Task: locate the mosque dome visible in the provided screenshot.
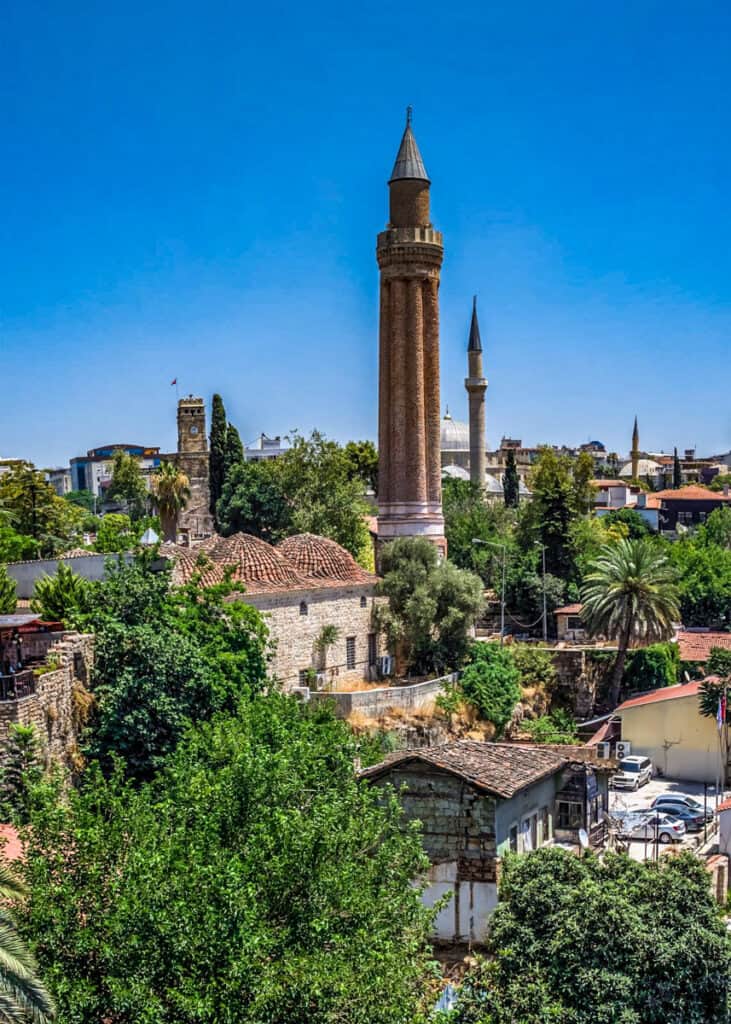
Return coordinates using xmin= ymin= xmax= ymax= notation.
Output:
xmin=619 ymin=459 xmax=662 ymax=478
xmin=277 ymin=534 xmax=373 ymax=583
xmin=440 ymin=409 xmax=483 ymax=452
xmin=484 ymin=474 xmax=503 ymax=494
xmin=442 ymin=464 xmax=470 ymax=481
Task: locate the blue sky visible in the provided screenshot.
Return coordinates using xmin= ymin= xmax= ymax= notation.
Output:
xmin=2 ymin=0 xmax=730 ymax=467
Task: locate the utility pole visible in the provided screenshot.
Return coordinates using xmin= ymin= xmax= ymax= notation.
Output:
xmin=472 ymin=538 xmax=507 ymax=645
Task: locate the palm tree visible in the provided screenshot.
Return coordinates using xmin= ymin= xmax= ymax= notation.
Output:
xmin=580 ymin=537 xmax=679 ymax=707
xmin=0 ymin=861 xmax=54 ymax=1023
xmin=151 ymin=462 xmax=191 ymax=542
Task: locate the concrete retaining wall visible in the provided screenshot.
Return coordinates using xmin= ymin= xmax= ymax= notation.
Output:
xmin=308 ymin=673 xmax=457 ymax=719
xmin=7 ymin=554 xmax=131 ymax=599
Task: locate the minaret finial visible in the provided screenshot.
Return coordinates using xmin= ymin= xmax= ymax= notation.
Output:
xmin=472 ymin=294 xmax=477 ymax=312
xmin=406 ymin=105 xmax=413 ymax=127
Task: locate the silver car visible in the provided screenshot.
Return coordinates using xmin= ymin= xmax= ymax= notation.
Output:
xmin=620 ymin=812 xmax=686 ymax=844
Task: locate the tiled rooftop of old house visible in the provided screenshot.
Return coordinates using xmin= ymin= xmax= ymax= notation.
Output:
xmin=676 ymin=629 xmax=731 ymax=662
xmin=168 ymin=531 xmax=376 ymax=595
xmin=360 ymin=741 xmax=568 ymax=799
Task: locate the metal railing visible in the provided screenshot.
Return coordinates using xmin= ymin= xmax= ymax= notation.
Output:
xmin=0 ymin=670 xmax=36 ymax=701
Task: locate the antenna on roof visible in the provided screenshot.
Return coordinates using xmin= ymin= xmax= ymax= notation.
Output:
xmin=406 ymin=104 xmax=413 ymax=126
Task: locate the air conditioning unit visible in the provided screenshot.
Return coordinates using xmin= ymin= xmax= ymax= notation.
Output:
xmin=615 ymin=740 xmax=632 ymax=759
xmin=595 ymin=741 xmax=611 ymax=759
xmin=315 ymin=672 xmax=326 ymax=688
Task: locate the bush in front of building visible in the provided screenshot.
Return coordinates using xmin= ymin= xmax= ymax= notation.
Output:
xmin=621 ymin=642 xmax=679 ymax=693
xmin=459 ymin=644 xmax=521 ymax=737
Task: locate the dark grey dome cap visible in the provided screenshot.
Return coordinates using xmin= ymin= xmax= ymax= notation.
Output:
xmin=389 ymin=107 xmax=430 ymax=184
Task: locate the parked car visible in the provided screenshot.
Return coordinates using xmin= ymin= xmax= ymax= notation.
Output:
xmin=649 ymin=801 xmax=706 ymax=832
xmin=612 ymin=756 xmax=653 ymax=790
xmin=620 ymin=813 xmax=686 ymax=844
xmin=650 ymin=794 xmax=714 ymax=823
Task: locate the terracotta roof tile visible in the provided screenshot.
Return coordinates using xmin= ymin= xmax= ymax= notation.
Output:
xmin=553 ymin=604 xmax=583 ymax=616
xmin=676 ymin=630 xmax=731 ymax=663
xmin=716 ymin=797 xmax=731 ymax=814
xmin=616 ymin=680 xmax=704 ymax=711
xmin=359 ymin=741 xmax=567 ymax=799
xmin=277 ymin=534 xmax=376 ymax=584
xmin=652 ymin=485 xmax=731 ymax=502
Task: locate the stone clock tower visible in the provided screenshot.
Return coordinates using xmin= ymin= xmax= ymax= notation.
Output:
xmin=170 ymin=396 xmax=213 ymax=540
xmin=376 ymin=110 xmax=446 ymax=561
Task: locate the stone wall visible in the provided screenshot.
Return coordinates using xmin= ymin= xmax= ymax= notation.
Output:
xmin=0 ymin=633 xmax=93 ymax=768
xmin=244 ymin=585 xmax=385 ymax=690
xmin=309 ymin=673 xmax=456 ymax=719
xmin=7 ymin=554 xmax=130 ymax=600
xmin=550 ymin=648 xmax=613 ymax=719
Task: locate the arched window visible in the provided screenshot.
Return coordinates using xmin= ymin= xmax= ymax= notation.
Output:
xmin=299 ymin=601 xmax=308 ymax=616
xmin=360 ymin=595 xmax=367 ymax=608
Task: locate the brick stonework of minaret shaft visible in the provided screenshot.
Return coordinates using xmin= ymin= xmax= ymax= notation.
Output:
xmin=465 ymin=299 xmax=487 ymax=487
xmin=376 ymin=116 xmax=446 ymax=564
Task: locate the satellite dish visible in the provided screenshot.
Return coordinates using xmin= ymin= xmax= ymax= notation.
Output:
xmin=578 ymin=828 xmax=589 ymax=849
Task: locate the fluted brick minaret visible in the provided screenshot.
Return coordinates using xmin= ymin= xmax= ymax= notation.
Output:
xmin=631 ymin=415 xmax=640 ymax=480
xmin=376 ymin=109 xmax=445 ymax=561
xmin=465 ymin=296 xmax=487 ymax=487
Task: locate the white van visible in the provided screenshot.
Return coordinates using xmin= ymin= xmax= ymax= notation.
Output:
xmin=612 ymin=755 xmax=653 ymax=791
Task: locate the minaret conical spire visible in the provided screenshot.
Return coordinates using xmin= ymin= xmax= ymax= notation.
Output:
xmin=389 ymin=107 xmax=430 ymax=183
xmin=468 ymin=295 xmax=482 ymax=352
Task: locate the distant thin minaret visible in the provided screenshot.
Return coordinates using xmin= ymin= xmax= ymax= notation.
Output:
xmin=465 ymin=297 xmax=487 ymax=487
xmin=631 ymin=416 xmax=640 ymax=479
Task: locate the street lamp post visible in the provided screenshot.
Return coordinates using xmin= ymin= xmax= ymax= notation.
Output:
xmin=472 ymin=538 xmax=506 ymax=645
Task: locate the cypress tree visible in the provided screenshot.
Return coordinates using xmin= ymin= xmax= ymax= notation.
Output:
xmin=209 ymin=394 xmax=228 ymax=518
xmin=503 ymin=448 xmax=520 ymax=508
xmin=224 ymin=424 xmax=245 ymax=477
xmin=673 ymin=447 xmax=682 ymax=489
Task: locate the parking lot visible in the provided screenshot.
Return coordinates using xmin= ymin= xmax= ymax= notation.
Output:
xmin=608 ymin=776 xmax=721 ymax=861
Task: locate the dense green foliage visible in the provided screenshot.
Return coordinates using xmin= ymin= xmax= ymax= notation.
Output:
xmin=375 ymin=538 xmax=484 ymax=676
xmin=208 ymin=392 xmax=228 ymax=517
xmin=0 ymin=565 xmax=17 ymax=614
xmin=581 ymin=538 xmax=679 ymax=704
xmin=63 ymin=490 xmax=96 ymax=513
xmin=0 ymin=861 xmax=55 ymax=1024
xmin=709 ymin=473 xmax=731 ymax=493
xmin=343 ymin=440 xmax=379 ymax=494
xmin=93 ymin=512 xmax=139 ymax=552
xmin=30 ymin=563 xmax=91 ymax=624
xmin=598 ymin=506 xmax=652 ymax=539
xmin=22 ymin=699 xmax=436 ymax=1024
xmin=451 ymin=848 xmax=730 ymax=1024
xmin=106 ymin=451 xmax=148 ymax=521
xmin=670 ymin=532 xmax=731 ymax=626
xmin=522 ymin=708 xmax=577 ymax=744
xmin=0 ymin=724 xmax=43 ymax=824
xmin=79 ymin=558 xmax=270 ymax=780
xmin=460 ymin=644 xmax=521 ymax=735
xmin=150 ymin=462 xmax=190 ymax=542
xmin=511 ymin=644 xmax=557 ymax=692
xmin=621 ymin=642 xmax=679 ymax=692
xmin=218 ymin=431 xmax=372 ymax=562
xmin=502 ymin=449 xmax=519 ymax=508
xmin=0 ymin=464 xmax=84 ymax=557
xmin=707 ymin=647 xmax=731 ymax=677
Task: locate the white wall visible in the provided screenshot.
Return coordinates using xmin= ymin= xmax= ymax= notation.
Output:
xmin=422 ymin=861 xmax=498 ymax=945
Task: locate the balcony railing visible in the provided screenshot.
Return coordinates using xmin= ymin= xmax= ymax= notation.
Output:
xmin=0 ymin=670 xmax=37 ymax=701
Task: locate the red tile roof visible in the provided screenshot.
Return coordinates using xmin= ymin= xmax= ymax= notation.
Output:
xmin=676 ymin=630 xmax=731 ymax=663
xmin=553 ymin=604 xmax=583 ymax=616
xmin=359 ymin=741 xmax=568 ymax=799
xmin=170 ymin=532 xmax=375 ymax=595
xmin=652 ymin=485 xmax=731 ymax=503
xmin=616 ymin=680 xmax=703 ymax=711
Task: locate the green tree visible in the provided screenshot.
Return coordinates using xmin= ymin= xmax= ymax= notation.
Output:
xmin=673 ymin=446 xmax=682 ymax=488
xmin=224 ymin=423 xmax=245 ymax=476
xmin=512 ymin=644 xmax=556 ymax=692
xmin=698 ymin=507 xmax=731 ymax=549
xmin=30 ymin=563 xmax=91 ymax=625
xmin=208 ymin=393 xmax=228 ymax=518
xmin=343 ymin=440 xmax=379 ymax=494
xmin=709 ymin=473 xmax=731 ymax=493
xmin=375 ymin=538 xmax=484 ymax=676
xmin=217 ymin=458 xmax=292 ymax=542
xmin=622 ymin=642 xmax=679 ymax=692
xmin=0 ymin=464 xmax=83 ymax=555
xmin=0 ymin=567 xmax=16 ymax=615
xmin=707 ymin=647 xmax=731 ymax=678
xmin=460 ymin=644 xmax=521 ymax=734
xmin=0 ymin=861 xmax=55 ymax=1024
xmin=452 ymin=848 xmax=730 ymax=1024
xmin=94 ymin=512 xmax=138 ymax=553
xmin=522 ymin=709 xmax=577 ymax=744
xmin=0 ymin=528 xmax=38 ymax=564
xmin=64 ymin=490 xmax=96 ymax=513
xmin=106 ymin=452 xmax=148 ymax=521
xmin=23 ymin=699 xmax=435 ymax=1024
xmin=150 ymin=462 xmax=191 ymax=542
xmin=79 ymin=558 xmax=269 ymax=780
xmin=442 ymin=478 xmax=515 ymax=584
xmin=0 ymin=724 xmax=43 ymax=825
xmin=581 ymin=538 xmax=679 ymax=706
xmin=670 ymin=538 xmax=731 ymax=627
xmin=502 ymin=448 xmax=519 ymax=508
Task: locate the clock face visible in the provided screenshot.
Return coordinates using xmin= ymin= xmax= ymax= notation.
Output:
xmin=190 ymin=425 xmax=199 ymax=436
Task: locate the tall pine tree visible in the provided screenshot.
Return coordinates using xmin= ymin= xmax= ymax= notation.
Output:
xmin=224 ymin=424 xmax=245 ymax=477
xmin=209 ymin=394 xmax=228 ymax=518
xmin=673 ymin=447 xmax=682 ymax=489
xmin=503 ymin=448 xmax=520 ymax=508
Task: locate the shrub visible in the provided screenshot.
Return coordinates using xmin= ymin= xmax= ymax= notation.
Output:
xmin=460 ymin=644 xmax=521 ymax=735
xmin=622 ymin=642 xmax=679 ymax=692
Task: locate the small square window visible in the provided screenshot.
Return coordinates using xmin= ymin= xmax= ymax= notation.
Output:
xmin=346 ymin=636 xmax=356 ymax=670
xmin=299 ymin=601 xmax=308 ymax=616
xmin=360 ymin=595 xmax=367 ymax=608
xmin=367 ymin=633 xmax=377 ymax=667
xmin=298 ymin=669 xmax=309 ymax=686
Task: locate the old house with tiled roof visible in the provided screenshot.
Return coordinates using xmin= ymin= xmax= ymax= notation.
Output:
xmin=169 ymin=532 xmax=385 ymax=690
xmin=634 ymin=484 xmax=731 ymax=534
xmin=361 ymin=741 xmax=611 ymax=945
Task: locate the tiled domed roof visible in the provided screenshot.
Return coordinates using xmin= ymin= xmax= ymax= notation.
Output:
xmin=277 ymin=534 xmax=374 ymax=583
xmin=173 ymin=533 xmax=312 ymax=593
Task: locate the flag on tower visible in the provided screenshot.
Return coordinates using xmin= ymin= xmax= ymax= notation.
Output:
xmin=170 ymin=378 xmax=177 ymax=386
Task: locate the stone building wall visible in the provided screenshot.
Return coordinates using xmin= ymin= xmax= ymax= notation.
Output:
xmin=244 ymin=585 xmax=385 ymax=690
xmin=308 ymin=673 xmax=456 ymax=719
xmin=0 ymin=633 xmax=93 ymax=769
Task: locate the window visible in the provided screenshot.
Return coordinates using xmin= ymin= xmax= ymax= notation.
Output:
xmin=508 ymin=824 xmax=518 ymax=853
xmin=367 ymin=633 xmax=377 ymax=667
xmin=298 ymin=669 xmax=309 ymax=686
xmin=360 ymin=595 xmax=367 ymax=608
xmin=346 ymin=636 xmax=356 ymax=670
xmin=540 ymin=806 xmax=552 ymax=845
xmin=299 ymin=601 xmax=308 ymax=616
xmin=556 ymin=800 xmax=584 ymax=830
